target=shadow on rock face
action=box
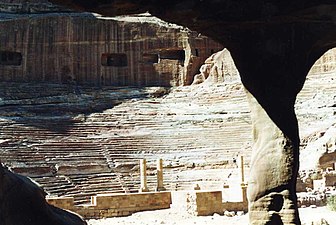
[0,164,87,225]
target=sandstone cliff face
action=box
[0,0,71,13]
[192,48,239,85]
[0,11,221,87]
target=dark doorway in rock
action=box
[0,51,22,66]
[159,49,185,62]
[101,53,128,67]
[195,49,199,57]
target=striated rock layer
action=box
[0,10,221,86]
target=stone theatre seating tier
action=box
[1,60,334,206]
[0,81,252,205]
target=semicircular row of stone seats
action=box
[0,69,332,205]
[295,71,336,151]
[0,82,252,205]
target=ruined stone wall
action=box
[47,192,172,219]
[325,173,336,187]
[47,196,75,211]
[0,13,222,87]
[186,191,223,216]
[309,48,336,75]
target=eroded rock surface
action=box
[192,48,239,85]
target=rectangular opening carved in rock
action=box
[0,51,22,66]
[142,53,159,64]
[101,53,128,67]
[195,49,199,57]
[159,49,185,62]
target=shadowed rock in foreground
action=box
[0,163,87,225]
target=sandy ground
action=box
[87,206,336,225]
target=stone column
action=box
[139,159,149,192]
[238,155,248,204]
[241,184,248,203]
[156,158,166,191]
[237,155,245,184]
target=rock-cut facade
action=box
[0,1,222,87]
